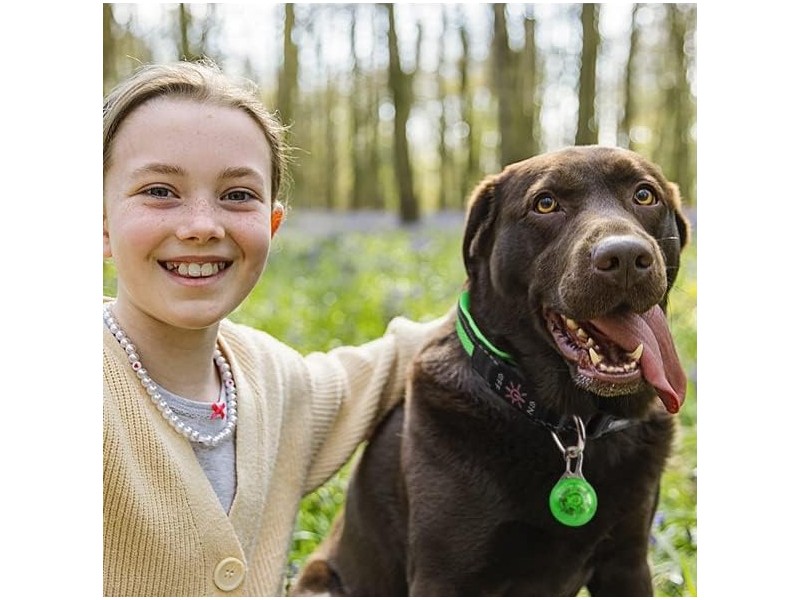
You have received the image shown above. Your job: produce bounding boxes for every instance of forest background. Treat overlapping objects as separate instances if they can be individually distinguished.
[104,3,696,222]
[102,3,698,596]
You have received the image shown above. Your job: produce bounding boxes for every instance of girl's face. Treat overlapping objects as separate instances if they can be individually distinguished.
[103,97,274,332]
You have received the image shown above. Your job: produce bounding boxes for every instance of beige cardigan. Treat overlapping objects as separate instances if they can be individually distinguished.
[103,310,445,596]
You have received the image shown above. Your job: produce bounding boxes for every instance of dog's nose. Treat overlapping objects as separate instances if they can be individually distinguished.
[591,235,655,288]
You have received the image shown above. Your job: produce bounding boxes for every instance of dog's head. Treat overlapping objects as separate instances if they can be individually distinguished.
[462,145,690,417]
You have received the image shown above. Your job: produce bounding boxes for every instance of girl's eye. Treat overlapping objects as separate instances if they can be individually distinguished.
[534,194,558,214]
[223,190,257,203]
[633,186,657,206]
[145,186,174,199]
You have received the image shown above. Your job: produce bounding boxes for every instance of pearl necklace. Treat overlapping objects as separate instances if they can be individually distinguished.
[103,304,238,447]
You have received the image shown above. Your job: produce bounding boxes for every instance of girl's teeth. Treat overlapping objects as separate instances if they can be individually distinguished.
[172,262,222,277]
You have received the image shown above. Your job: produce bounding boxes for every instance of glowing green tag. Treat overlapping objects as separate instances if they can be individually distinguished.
[549,474,598,527]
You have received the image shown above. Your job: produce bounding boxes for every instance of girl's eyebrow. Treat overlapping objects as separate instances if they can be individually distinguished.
[220,166,266,184]
[131,162,185,177]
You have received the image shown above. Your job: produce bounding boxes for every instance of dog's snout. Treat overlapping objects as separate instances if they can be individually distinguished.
[591,235,655,288]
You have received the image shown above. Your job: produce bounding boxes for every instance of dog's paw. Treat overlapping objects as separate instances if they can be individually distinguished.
[289,559,339,597]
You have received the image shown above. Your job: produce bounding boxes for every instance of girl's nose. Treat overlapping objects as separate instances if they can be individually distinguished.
[175,198,225,243]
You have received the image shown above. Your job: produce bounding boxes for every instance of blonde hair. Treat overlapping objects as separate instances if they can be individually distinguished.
[103,59,288,203]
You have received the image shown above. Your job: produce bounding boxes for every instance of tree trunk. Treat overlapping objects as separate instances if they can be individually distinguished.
[386,3,419,224]
[178,4,194,60]
[198,4,218,59]
[492,4,514,167]
[492,4,532,167]
[520,7,540,157]
[619,4,641,149]
[365,6,384,210]
[103,4,117,92]
[319,11,337,211]
[277,4,298,127]
[667,3,696,203]
[576,3,599,146]
[457,10,478,204]
[437,8,450,211]
[349,7,365,210]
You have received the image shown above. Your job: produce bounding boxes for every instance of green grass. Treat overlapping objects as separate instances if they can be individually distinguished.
[103,223,697,596]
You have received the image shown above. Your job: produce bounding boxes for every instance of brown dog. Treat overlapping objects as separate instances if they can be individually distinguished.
[292,146,691,596]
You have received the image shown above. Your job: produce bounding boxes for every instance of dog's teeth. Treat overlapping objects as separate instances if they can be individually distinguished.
[576,328,588,341]
[627,343,644,361]
[565,318,579,331]
[586,337,596,348]
[589,347,604,366]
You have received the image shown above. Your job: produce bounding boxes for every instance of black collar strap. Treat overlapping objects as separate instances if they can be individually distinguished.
[455,291,633,439]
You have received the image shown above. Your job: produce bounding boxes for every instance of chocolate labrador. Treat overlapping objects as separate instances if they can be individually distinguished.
[292,145,691,596]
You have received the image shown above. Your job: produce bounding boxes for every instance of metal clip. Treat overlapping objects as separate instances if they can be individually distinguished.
[550,415,587,478]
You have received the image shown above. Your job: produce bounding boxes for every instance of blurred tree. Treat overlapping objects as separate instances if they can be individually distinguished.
[348,5,384,211]
[492,4,533,167]
[176,4,218,61]
[319,12,338,211]
[618,4,641,149]
[365,6,385,210]
[519,7,542,158]
[576,3,599,145]
[665,3,696,204]
[178,4,194,60]
[103,5,153,95]
[104,4,118,89]
[349,6,365,211]
[278,4,299,128]
[457,8,479,205]
[385,3,420,223]
[436,9,451,211]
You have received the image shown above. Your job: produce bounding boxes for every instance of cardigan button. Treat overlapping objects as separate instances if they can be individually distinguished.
[213,556,245,591]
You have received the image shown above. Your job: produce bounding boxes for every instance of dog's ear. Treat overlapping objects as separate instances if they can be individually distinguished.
[462,175,498,279]
[666,182,692,250]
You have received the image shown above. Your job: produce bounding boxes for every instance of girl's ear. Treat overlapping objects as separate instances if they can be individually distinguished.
[271,202,285,237]
[103,214,113,259]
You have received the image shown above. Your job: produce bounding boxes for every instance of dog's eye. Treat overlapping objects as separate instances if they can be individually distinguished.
[633,186,657,206]
[534,195,559,214]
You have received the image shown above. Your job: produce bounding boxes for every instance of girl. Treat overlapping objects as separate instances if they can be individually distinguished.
[103,60,446,596]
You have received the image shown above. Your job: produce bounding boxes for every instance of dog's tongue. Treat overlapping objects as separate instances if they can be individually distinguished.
[590,306,686,413]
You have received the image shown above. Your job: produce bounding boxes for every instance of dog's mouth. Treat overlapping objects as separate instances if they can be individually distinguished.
[544,306,686,413]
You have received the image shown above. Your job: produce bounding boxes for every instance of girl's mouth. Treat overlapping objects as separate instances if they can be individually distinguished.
[160,261,231,278]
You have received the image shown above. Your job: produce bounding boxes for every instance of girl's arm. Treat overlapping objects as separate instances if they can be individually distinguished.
[302,311,451,493]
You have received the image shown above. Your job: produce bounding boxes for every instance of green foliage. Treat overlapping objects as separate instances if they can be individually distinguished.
[651,240,697,596]
[233,228,465,352]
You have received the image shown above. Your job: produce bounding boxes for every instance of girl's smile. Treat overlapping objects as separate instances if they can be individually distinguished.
[160,258,233,281]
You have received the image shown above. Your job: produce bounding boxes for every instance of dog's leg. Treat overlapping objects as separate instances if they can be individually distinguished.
[585,498,658,596]
[585,548,654,596]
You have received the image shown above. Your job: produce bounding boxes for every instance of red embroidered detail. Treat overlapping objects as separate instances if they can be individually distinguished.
[210,401,226,420]
[504,382,527,408]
